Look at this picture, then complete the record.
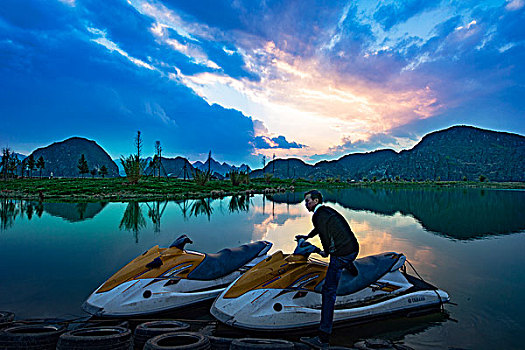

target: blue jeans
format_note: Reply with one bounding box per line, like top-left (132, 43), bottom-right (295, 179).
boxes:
top-left (319, 252), bottom-right (358, 334)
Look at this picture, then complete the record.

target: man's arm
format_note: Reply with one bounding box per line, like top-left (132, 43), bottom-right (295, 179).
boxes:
top-left (307, 227), bottom-right (319, 238)
top-left (295, 227), bottom-right (319, 241)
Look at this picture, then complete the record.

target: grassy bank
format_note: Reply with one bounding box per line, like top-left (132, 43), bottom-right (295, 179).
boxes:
top-left (0, 177), bottom-right (523, 202)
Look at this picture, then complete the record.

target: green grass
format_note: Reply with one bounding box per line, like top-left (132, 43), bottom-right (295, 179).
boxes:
top-left (0, 177), bottom-right (523, 202)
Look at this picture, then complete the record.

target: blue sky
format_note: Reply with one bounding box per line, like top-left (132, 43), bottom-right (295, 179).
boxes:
top-left (1, 0), bottom-right (523, 167)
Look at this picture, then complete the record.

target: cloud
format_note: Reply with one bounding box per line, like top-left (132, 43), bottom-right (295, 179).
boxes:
top-left (1, 0), bottom-right (523, 169)
top-left (253, 136), bottom-right (306, 150)
top-left (373, 0), bottom-right (443, 31)
top-left (253, 119), bottom-right (269, 135)
top-left (0, 0), bottom-right (256, 164)
top-left (329, 133), bottom-right (403, 154)
top-left (505, 0), bottom-right (524, 11)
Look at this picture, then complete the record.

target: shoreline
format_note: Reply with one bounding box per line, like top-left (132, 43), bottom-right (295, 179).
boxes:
top-left (1, 177), bottom-right (524, 202)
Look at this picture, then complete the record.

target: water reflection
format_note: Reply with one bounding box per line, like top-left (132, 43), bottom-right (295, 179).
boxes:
top-left (190, 198), bottom-right (213, 220)
top-left (146, 201), bottom-right (168, 233)
top-left (119, 201), bottom-right (146, 242)
top-left (0, 198), bottom-right (19, 230)
top-left (43, 202), bottom-right (108, 222)
top-left (2, 188), bottom-right (524, 241)
top-left (1, 190), bottom-right (525, 349)
top-left (268, 188), bottom-right (525, 240)
top-left (228, 194), bottom-right (251, 213)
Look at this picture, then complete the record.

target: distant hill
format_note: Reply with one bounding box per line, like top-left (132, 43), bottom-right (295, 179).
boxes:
top-left (251, 126), bottom-right (525, 182)
top-left (24, 137), bottom-right (119, 178)
top-left (144, 156), bottom-right (195, 178)
top-left (193, 157), bottom-right (251, 176)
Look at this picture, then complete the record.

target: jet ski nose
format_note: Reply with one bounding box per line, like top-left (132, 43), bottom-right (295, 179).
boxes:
top-left (81, 301), bottom-right (105, 316)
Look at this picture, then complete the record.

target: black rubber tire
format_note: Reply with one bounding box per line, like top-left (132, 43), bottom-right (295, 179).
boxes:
top-left (0, 324), bottom-right (66, 350)
top-left (292, 341), bottom-right (310, 350)
top-left (207, 335), bottom-right (233, 350)
top-left (230, 338), bottom-right (295, 350)
top-left (84, 320), bottom-right (130, 329)
top-left (57, 326), bottom-right (132, 350)
top-left (143, 332), bottom-right (210, 350)
top-left (134, 321), bottom-right (190, 349)
top-left (0, 311), bottom-right (15, 324)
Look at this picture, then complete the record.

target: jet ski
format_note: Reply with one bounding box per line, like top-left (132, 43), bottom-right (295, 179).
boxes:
top-left (211, 238), bottom-right (449, 331)
top-left (82, 235), bottom-right (272, 317)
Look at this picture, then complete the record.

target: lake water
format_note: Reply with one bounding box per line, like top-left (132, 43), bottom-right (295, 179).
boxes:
top-left (1, 187), bottom-right (524, 349)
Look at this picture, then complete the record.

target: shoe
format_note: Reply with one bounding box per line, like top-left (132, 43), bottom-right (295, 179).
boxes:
top-left (300, 335), bottom-right (329, 349)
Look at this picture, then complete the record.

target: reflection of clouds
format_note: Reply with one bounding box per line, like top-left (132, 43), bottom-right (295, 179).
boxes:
top-left (349, 211), bottom-right (438, 270)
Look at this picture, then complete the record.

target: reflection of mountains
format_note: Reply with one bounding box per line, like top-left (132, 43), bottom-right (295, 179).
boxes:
top-left (44, 202), bottom-right (108, 222)
top-left (267, 188), bottom-right (525, 240)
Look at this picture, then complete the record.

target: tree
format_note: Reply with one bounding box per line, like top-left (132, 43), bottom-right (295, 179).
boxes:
top-left (90, 168), bottom-right (98, 178)
top-left (27, 154), bottom-right (35, 178)
top-left (36, 156), bottom-right (45, 178)
top-left (1, 148), bottom-right (11, 179)
top-left (99, 165), bottom-right (108, 178)
top-left (8, 154), bottom-right (19, 178)
top-left (154, 141), bottom-right (162, 178)
top-left (121, 131), bottom-right (146, 183)
top-left (192, 168), bottom-right (211, 186)
top-left (135, 130), bottom-right (143, 160)
top-left (77, 154), bottom-right (89, 178)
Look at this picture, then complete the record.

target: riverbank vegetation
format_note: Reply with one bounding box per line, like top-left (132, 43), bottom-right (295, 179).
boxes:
top-left (0, 177), bottom-right (523, 202)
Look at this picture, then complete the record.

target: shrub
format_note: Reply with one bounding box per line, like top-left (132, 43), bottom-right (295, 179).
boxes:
top-left (193, 169), bottom-right (211, 186)
top-left (120, 155), bottom-right (146, 184)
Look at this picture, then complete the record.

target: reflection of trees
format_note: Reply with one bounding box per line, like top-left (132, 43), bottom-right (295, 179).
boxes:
top-left (26, 203), bottom-right (34, 220)
top-left (35, 202), bottom-right (44, 218)
top-left (228, 194), bottom-right (251, 213)
top-left (176, 199), bottom-right (190, 221)
top-left (146, 201), bottom-right (168, 233)
top-left (119, 201), bottom-right (146, 243)
top-left (190, 198), bottom-right (213, 221)
top-left (76, 202), bottom-right (88, 220)
top-left (0, 198), bottom-right (19, 231)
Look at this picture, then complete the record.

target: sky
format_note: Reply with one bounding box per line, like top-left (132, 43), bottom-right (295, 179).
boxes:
top-left (1, 0), bottom-right (524, 168)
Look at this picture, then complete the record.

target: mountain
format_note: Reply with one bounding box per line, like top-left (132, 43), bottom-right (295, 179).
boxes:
top-left (24, 137), bottom-right (119, 178)
top-left (250, 158), bottom-right (314, 179)
top-left (193, 157), bottom-right (251, 176)
top-left (380, 126), bottom-right (525, 181)
top-left (145, 156), bottom-right (195, 178)
top-left (252, 126), bottom-right (525, 182)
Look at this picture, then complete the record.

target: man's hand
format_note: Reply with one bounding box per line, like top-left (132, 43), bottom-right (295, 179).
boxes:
top-left (295, 235), bottom-right (309, 241)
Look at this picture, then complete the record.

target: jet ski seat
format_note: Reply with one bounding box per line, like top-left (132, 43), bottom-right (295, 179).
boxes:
top-left (315, 252), bottom-right (402, 296)
top-left (187, 241), bottom-right (271, 281)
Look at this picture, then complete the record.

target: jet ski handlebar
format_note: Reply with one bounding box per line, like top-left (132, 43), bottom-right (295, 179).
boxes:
top-left (169, 234), bottom-right (193, 250)
top-left (293, 237), bottom-right (324, 257)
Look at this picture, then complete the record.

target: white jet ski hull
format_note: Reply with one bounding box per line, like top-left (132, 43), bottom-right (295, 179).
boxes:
top-left (211, 270), bottom-right (450, 331)
top-left (84, 272), bottom-right (242, 317)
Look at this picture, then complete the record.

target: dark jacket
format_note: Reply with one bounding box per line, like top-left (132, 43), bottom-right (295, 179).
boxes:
top-left (307, 205), bottom-right (359, 256)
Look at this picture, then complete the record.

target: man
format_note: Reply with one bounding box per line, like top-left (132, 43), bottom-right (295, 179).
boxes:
top-left (299, 189), bottom-right (359, 349)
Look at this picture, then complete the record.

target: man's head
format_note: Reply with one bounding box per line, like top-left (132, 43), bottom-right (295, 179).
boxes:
top-left (304, 189), bottom-right (323, 212)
